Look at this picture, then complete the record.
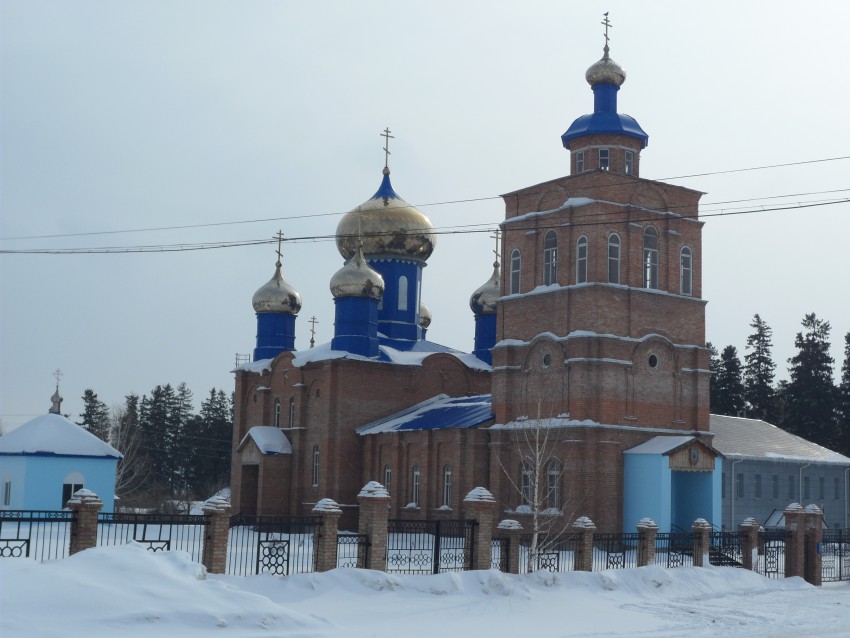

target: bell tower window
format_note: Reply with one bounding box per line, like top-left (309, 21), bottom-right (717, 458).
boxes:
top-left (543, 231), bottom-right (558, 285)
top-left (598, 148), bottom-right (610, 171)
top-left (625, 151), bottom-right (634, 176)
top-left (510, 249), bottom-right (521, 294)
top-left (680, 246), bottom-right (693, 296)
top-left (643, 227), bottom-right (659, 289)
top-left (575, 150), bottom-right (585, 173)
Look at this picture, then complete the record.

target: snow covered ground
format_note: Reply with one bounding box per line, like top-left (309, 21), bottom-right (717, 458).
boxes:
top-left (2, 542), bottom-right (849, 638)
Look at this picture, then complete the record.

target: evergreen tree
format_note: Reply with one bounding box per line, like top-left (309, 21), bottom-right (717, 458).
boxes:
top-left (78, 389), bottom-right (111, 441)
top-left (707, 342), bottom-right (721, 412)
top-left (139, 384), bottom-right (177, 497)
top-left (110, 394), bottom-right (150, 504)
top-left (743, 314), bottom-right (777, 421)
top-left (783, 313), bottom-right (838, 449)
top-left (184, 388), bottom-right (233, 498)
top-left (838, 332), bottom-right (850, 456)
top-left (713, 345), bottom-right (746, 416)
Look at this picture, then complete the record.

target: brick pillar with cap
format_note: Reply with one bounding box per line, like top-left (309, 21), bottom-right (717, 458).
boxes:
top-left (691, 518), bottom-right (712, 567)
top-left (572, 516), bottom-right (596, 572)
top-left (496, 519), bottom-right (523, 574)
top-left (740, 517), bottom-right (759, 571)
top-left (357, 481), bottom-right (390, 572)
top-left (637, 518), bottom-right (658, 567)
top-left (68, 489), bottom-right (103, 556)
top-left (804, 504), bottom-right (824, 586)
top-left (463, 487), bottom-right (497, 571)
top-left (202, 495), bottom-right (231, 574)
top-left (784, 503), bottom-right (805, 579)
top-left (313, 498), bottom-right (342, 572)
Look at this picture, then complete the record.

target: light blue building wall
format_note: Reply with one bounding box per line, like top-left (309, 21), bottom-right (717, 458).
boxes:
top-left (17, 455), bottom-right (118, 511)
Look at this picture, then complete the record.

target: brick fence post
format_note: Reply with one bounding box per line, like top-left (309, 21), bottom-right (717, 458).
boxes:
top-left (357, 481), bottom-right (390, 572)
top-left (740, 517), bottom-right (759, 571)
top-left (691, 518), bottom-right (711, 567)
top-left (636, 517), bottom-right (658, 567)
top-left (67, 489), bottom-right (103, 556)
top-left (496, 519), bottom-right (523, 574)
top-left (202, 495), bottom-right (231, 574)
top-left (784, 503), bottom-right (805, 579)
top-left (463, 487), bottom-right (497, 571)
top-left (804, 504), bottom-right (824, 586)
top-left (572, 516), bottom-right (596, 572)
top-left (313, 498), bottom-right (342, 572)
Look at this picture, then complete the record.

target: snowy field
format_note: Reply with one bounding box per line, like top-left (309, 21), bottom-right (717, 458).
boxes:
top-left (2, 543), bottom-right (849, 638)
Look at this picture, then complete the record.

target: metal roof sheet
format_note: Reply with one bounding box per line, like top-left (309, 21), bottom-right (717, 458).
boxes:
top-left (357, 394), bottom-right (494, 435)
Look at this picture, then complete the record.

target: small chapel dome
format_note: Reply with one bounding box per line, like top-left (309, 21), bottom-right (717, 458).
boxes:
top-left (329, 246), bottom-right (385, 299)
top-left (336, 168), bottom-right (436, 262)
top-left (585, 45), bottom-right (626, 87)
top-left (252, 261), bottom-right (302, 314)
top-left (469, 261), bottom-right (501, 315)
top-left (418, 303), bottom-right (432, 329)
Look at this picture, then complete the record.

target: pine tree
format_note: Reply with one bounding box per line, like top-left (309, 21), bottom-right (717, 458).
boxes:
top-left (713, 345), bottom-right (746, 416)
top-left (183, 388), bottom-right (233, 498)
top-left (783, 313), bottom-right (837, 449)
top-left (743, 314), bottom-right (777, 421)
top-left (139, 384), bottom-right (177, 499)
top-left (78, 389), bottom-right (111, 441)
top-left (837, 332), bottom-right (850, 456)
top-left (707, 342), bottom-right (721, 412)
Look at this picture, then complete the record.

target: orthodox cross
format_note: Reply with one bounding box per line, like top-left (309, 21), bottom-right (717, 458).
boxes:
top-left (601, 12), bottom-right (612, 47)
top-left (490, 229), bottom-right (501, 265)
top-left (274, 230), bottom-right (284, 263)
top-left (308, 315), bottom-right (319, 349)
top-left (380, 127), bottom-right (394, 168)
top-left (53, 368), bottom-right (63, 390)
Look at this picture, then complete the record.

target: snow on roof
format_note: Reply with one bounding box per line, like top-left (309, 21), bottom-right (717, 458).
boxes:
top-left (624, 436), bottom-right (695, 455)
top-left (490, 415), bottom-right (600, 430)
top-left (502, 196), bottom-right (702, 226)
top-left (710, 414), bottom-right (850, 466)
top-left (357, 394), bottom-right (494, 435)
top-left (236, 426), bottom-right (293, 455)
top-left (0, 413), bottom-right (122, 458)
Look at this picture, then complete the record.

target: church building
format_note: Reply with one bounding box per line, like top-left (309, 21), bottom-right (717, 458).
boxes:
top-left (230, 30), bottom-right (721, 533)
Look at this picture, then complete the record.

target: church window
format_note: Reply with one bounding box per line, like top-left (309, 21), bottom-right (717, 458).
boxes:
top-left (680, 247), bottom-right (693, 296)
top-left (542, 353), bottom-right (552, 368)
top-left (576, 236), bottom-right (588, 284)
top-left (643, 227), bottom-right (659, 289)
top-left (547, 460), bottom-right (561, 509)
top-left (598, 148), bottom-right (610, 171)
top-left (575, 150), bottom-right (585, 173)
top-left (543, 231), bottom-right (558, 285)
top-left (648, 354), bottom-right (658, 369)
top-left (510, 249), bottom-right (521, 294)
top-left (411, 466), bottom-right (421, 506)
top-left (384, 465), bottom-right (392, 493)
top-left (625, 150), bottom-right (634, 175)
top-left (442, 465), bottom-right (452, 508)
top-left (288, 398), bottom-right (295, 427)
top-left (607, 234), bottom-right (621, 284)
top-left (274, 399), bottom-right (281, 428)
top-left (521, 460), bottom-right (532, 505)
top-left (312, 445), bottom-right (320, 487)
top-left (398, 276), bottom-right (408, 311)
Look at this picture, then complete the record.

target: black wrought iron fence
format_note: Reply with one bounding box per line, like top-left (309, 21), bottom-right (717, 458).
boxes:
top-left (0, 510), bottom-right (73, 561)
top-left (821, 528), bottom-right (850, 582)
top-left (593, 532), bottom-right (639, 570)
top-left (97, 512), bottom-right (208, 562)
top-left (227, 515), bottom-right (321, 576)
top-left (386, 519), bottom-right (474, 574)
top-left (337, 532), bottom-right (369, 569)
top-left (654, 532), bottom-right (692, 568)
top-left (709, 531), bottom-right (744, 567)
top-left (491, 537), bottom-right (509, 571)
top-left (517, 533), bottom-right (579, 573)
top-left (756, 529), bottom-right (789, 579)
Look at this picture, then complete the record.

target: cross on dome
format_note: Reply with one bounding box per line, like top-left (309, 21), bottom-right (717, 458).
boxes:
top-left (380, 127), bottom-right (394, 170)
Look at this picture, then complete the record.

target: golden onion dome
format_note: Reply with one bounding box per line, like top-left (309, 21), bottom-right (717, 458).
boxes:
top-left (329, 245), bottom-right (385, 299)
top-left (585, 46), bottom-right (626, 87)
top-left (252, 261), bottom-right (302, 314)
top-left (418, 303), bottom-right (432, 329)
top-left (469, 261), bottom-right (501, 315)
top-left (335, 168), bottom-right (436, 262)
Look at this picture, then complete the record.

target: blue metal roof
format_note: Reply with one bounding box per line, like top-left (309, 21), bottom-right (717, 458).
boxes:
top-left (561, 82), bottom-right (649, 148)
top-left (357, 394), bottom-right (494, 435)
top-left (370, 171), bottom-right (400, 201)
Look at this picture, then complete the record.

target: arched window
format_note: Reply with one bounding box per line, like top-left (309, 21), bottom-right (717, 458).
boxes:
top-left (442, 464), bottom-right (453, 508)
top-left (547, 460), bottom-right (562, 509)
top-left (521, 460), bottom-right (532, 505)
top-left (576, 236), bottom-right (588, 284)
top-left (643, 227), bottom-right (659, 289)
top-left (510, 249), bottom-right (521, 294)
top-left (680, 246), bottom-right (693, 296)
top-left (543, 230), bottom-right (558, 285)
top-left (411, 466), bottom-right (421, 507)
top-left (607, 234), bottom-right (621, 284)
top-left (274, 399), bottom-right (281, 428)
top-left (288, 398), bottom-right (295, 428)
top-left (384, 464), bottom-right (392, 493)
top-left (398, 276), bottom-right (408, 311)
top-left (312, 445), bottom-right (320, 487)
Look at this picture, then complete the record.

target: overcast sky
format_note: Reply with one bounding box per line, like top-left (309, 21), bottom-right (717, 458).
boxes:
top-left (2, 1), bottom-right (849, 431)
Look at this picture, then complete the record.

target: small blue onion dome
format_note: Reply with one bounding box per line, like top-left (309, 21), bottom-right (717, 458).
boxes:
top-left (418, 303), bottom-right (432, 329)
top-left (330, 245), bottom-right (385, 299)
top-left (252, 261), bottom-right (302, 314)
top-left (336, 167), bottom-right (436, 262)
top-left (469, 261), bottom-right (501, 314)
top-left (585, 46), bottom-right (626, 87)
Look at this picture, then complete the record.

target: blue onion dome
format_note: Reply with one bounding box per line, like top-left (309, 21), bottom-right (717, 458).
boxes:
top-left (469, 261), bottom-right (501, 314)
top-left (418, 303), bottom-right (432, 329)
top-left (585, 45), bottom-right (626, 87)
top-left (252, 260), bottom-right (302, 314)
top-left (336, 167), bottom-right (436, 262)
top-left (330, 245), bottom-right (385, 299)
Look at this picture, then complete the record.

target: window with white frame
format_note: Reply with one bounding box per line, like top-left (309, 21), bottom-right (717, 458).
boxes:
top-left (547, 460), bottom-right (561, 509)
top-left (643, 227), bottom-right (659, 289)
top-left (521, 460), bottom-right (532, 505)
top-left (442, 465), bottom-right (452, 508)
top-left (274, 399), bottom-right (281, 428)
top-left (608, 234), bottom-right (620, 284)
top-left (576, 236), bottom-right (588, 284)
top-left (625, 150), bottom-right (634, 175)
top-left (510, 249), bottom-right (521, 294)
top-left (312, 445), bottom-right (320, 487)
top-left (411, 465), bottom-right (421, 506)
top-left (575, 150), bottom-right (585, 173)
top-left (384, 464), bottom-right (392, 493)
top-left (543, 230), bottom-right (558, 285)
top-left (598, 148), bottom-right (610, 171)
top-left (680, 246), bottom-right (693, 295)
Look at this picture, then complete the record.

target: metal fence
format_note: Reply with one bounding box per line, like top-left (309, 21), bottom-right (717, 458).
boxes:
top-left (227, 515), bottom-right (321, 576)
top-left (516, 533), bottom-right (579, 573)
top-left (336, 532), bottom-right (369, 569)
top-left (821, 529), bottom-right (850, 582)
top-left (97, 512), bottom-right (208, 562)
top-left (386, 519), bottom-right (475, 574)
top-left (654, 532), bottom-right (692, 568)
top-left (594, 532), bottom-right (639, 570)
top-left (755, 529), bottom-right (789, 579)
top-left (709, 530), bottom-right (744, 567)
top-left (0, 510), bottom-right (73, 561)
